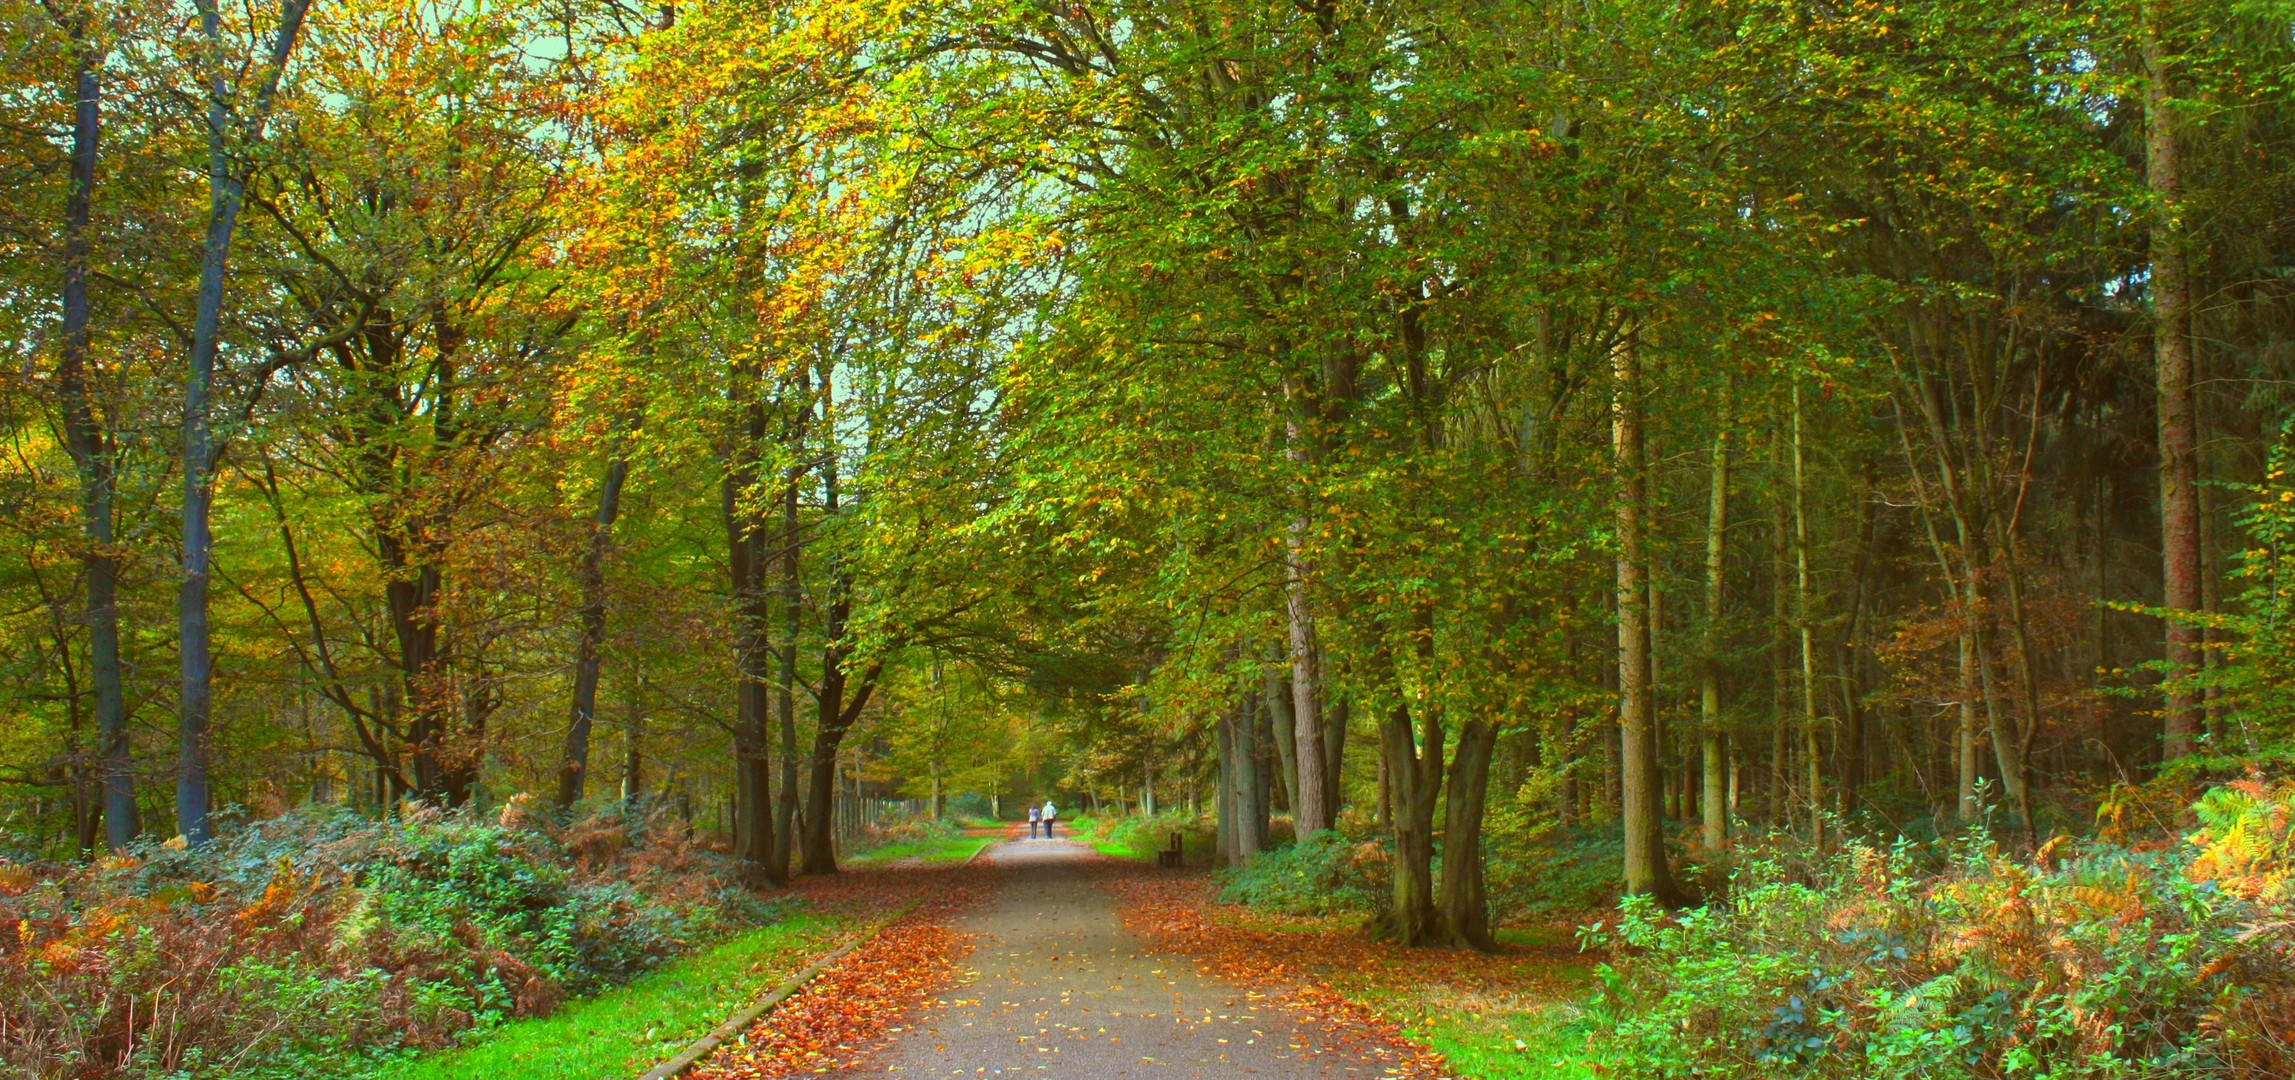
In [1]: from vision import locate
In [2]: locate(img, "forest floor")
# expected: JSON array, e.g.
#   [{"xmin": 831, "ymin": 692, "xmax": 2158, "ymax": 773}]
[
  {"xmin": 1106, "ymin": 872, "xmax": 1601, "ymax": 1079},
  {"xmin": 691, "ymin": 831, "xmax": 1597, "ymax": 1080}
]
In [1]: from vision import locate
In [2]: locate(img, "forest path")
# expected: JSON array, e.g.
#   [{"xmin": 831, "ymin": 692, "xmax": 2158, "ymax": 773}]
[{"xmin": 837, "ymin": 836, "xmax": 1381, "ymax": 1079}]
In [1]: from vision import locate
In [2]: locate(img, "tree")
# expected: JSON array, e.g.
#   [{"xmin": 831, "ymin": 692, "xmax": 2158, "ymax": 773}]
[{"xmin": 176, "ymin": 0, "xmax": 312, "ymax": 844}]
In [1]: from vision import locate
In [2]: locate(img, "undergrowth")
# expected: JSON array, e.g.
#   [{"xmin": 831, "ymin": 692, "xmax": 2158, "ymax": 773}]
[
  {"xmin": 1216, "ymin": 830, "xmax": 1389, "ymax": 915},
  {"xmin": 1583, "ymin": 779, "xmax": 2295, "ymax": 1079},
  {"xmin": 0, "ymin": 797, "xmax": 784, "ymax": 1079}
]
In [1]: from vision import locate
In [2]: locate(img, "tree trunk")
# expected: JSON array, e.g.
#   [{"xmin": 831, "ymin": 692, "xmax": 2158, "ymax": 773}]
[
  {"xmin": 558, "ymin": 452, "xmax": 629, "ymax": 808},
  {"xmin": 178, "ymin": 0, "xmax": 310, "ymax": 844},
  {"xmin": 802, "ymin": 621, "xmax": 849, "ymax": 875},
  {"xmin": 2145, "ymin": 9, "xmax": 2202, "ymax": 761},
  {"xmin": 1249, "ymin": 694, "xmax": 1271, "ymax": 841},
  {"xmin": 1977, "ymin": 632, "xmax": 2037, "ymax": 837},
  {"xmin": 1791, "ymin": 381, "xmax": 1824, "ymax": 848},
  {"xmin": 54, "ymin": 22, "xmax": 136, "ymax": 850},
  {"xmin": 1957, "ymin": 631, "xmax": 1981, "ymax": 820},
  {"xmin": 1216, "ymin": 694, "xmax": 1261, "ymax": 866},
  {"xmin": 1283, "ymin": 511, "xmax": 1329, "ymax": 835},
  {"xmin": 800, "ymin": 402, "xmax": 877, "ymax": 875},
  {"xmin": 622, "ymin": 681, "xmax": 643, "ymax": 804},
  {"xmin": 1214, "ymin": 714, "xmax": 1233, "ymax": 863},
  {"xmin": 771, "ymin": 363, "xmax": 809, "ymax": 884},
  {"xmin": 724, "ymin": 459, "xmax": 776, "ymax": 886},
  {"xmin": 1614, "ymin": 333, "xmax": 1685, "ymax": 905},
  {"xmin": 1763, "ymin": 438, "xmax": 1791, "ymax": 829},
  {"xmin": 1439, "ymin": 717, "xmax": 1499, "ymax": 951},
  {"xmin": 1264, "ymin": 643, "xmax": 1299, "ymax": 814},
  {"xmin": 1322, "ymin": 688, "xmax": 1347, "ymax": 822},
  {"xmin": 1378, "ymin": 694, "xmax": 1442, "ymax": 944},
  {"xmin": 1835, "ymin": 480, "xmax": 1876, "ymax": 816},
  {"xmin": 1699, "ymin": 380, "xmax": 1731, "ymax": 851}
]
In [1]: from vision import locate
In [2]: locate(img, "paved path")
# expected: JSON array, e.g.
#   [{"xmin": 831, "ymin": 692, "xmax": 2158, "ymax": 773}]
[{"xmin": 846, "ymin": 835, "xmax": 1378, "ymax": 1079}]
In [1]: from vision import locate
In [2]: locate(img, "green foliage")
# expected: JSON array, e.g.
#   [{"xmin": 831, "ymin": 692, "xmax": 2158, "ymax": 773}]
[
  {"xmin": 1485, "ymin": 826, "xmax": 1627, "ymax": 919},
  {"xmin": 365, "ymin": 915, "xmax": 841, "ymax": 1080},
  {"xmin": 348, "ymin": 817, "xmax": 693, "ymax": 998},
  {"xmin": 1080, "ymin": 811, "xmax": 1215, "ymax": 862},
  {"xmin": 0, "ymin": 805, "xmax": 780, "ymax": 1079},
  {"xmin": 1216, "ymin": 831, "xmax": 1390, "ymax": 917},
  {"xmin": 2195, "ymin": 428, "xmax": 2295, "ymax": 762},
  {"xmin": 1583, "ymin": 795, "xmax": 2295, "ymax": 1079}
]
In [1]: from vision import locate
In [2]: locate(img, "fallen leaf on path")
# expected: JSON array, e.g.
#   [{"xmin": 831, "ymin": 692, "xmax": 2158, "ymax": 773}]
[{"xmin": 690, "ymin": 866, "xmax": 982, "ymax": 1080}]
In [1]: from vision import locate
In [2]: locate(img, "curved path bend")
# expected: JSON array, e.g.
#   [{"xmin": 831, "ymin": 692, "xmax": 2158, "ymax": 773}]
[{"xmin": 845, "ymin": 834, "xmax": 1379, "ymax": 1079}]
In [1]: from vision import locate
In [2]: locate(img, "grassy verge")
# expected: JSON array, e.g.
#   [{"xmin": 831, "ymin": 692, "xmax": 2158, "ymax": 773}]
[
  {"xmin": 1404, "ymin": 1007, "xmax": 1600, "ymax": 1080},
  {"xmin": 845, "ymin": 834, "xmax": 992, "ymax": 866},
  {"xmin": 1071, "ymin": 813, "xmax": 1214, "ymax": 862},
  {"xmin": 367, "ymin": 913, "xmax": 845, "ymax": 1080}
]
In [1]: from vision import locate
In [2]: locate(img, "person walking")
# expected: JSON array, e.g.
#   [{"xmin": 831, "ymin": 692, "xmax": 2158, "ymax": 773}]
[
  {"xmin": 1027, "ymin": 803, "xmax": 1042, "ymax": 839},
  {"xmin": 1041, "ymin": 800, "xmax": 1059, "ymax": 839}
]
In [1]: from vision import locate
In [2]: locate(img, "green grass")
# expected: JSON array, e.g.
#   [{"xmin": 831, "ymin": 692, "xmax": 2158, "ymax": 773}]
[
  {"xmin": 844, "ymin": 834, "xmax": 992, "ymax": 865},
  {"xmin": 367, "ymin": 913, "xmax": 843, "ymax": 1080},
  {"xmin": 1071, "ymin": 813, "xmax": 1213, "ymax": 862},
  {"xmin": 1405, "ymin": 1005, "xmax": 1602, "ymax": 1079}
]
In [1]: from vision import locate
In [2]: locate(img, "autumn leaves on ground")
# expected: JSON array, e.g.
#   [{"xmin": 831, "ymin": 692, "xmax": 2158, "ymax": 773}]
[{"xmin": 685, "ymin": 836, "xmax": 1581, "ymax": 1080}]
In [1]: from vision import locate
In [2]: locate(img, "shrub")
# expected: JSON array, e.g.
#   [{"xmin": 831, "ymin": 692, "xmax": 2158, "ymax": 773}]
[
  {"xmin": 1583, "ymin": 785, "xmax": 2295, "ymax": 1079},
  {"xmin": 0, "ymin": 800, "xmax": 774, "ymax": 1079},
  {"xmin": 1486, "ymin": 824, "xmax": 1625, "ymax": 918},
  {"xmin": 1217, "ymin": 831, "xmax": 1389, "ymax": 916}
]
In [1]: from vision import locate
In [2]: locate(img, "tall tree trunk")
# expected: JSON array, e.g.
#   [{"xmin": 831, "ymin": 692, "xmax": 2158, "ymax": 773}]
[
  {"xmin": 1322, "ymin": 686, "xmax": 1347, "ymax": 822},
  {"xmin": 558, "ymin": 451, "xmax": 629, "ymax": 808},
  {"xmin": 54, "ymin": 19, "xmax": 136, "ymax": 849},
  {"xmin": 1281, "ymin": 425, "xmax": 1330, "ymax": 834},
  {"xmin": 178, "ymin": 0, "xmax": 310, "ymax": 844},
  {"xmin": 622, "ymin": 679, "xmax": 643, "ymax": 804},
  {"xmin": 724, "ymin": 458, "xmax": 776, "ymax": 886},
  {"xmin": 772, "ymin": 362, "xmax": 810, "ymax": 882},
  {"xmin": 1699, "ymin": 379, "xmax": 1731, "ymax": 851},
  {"xmin": 2145, "ymin": 5, "xmax": 2201, "ymax": 762},
  {"xmin": 1217, "ymin": 690, "xmax": 1261, "ymax": 865},
  {"xmin": 1614, "ymin": 333, "xmax": 1685, "ymax": 904},
  {"xmin": 1439, "ymin": 717, "xmax": 1499, "ymax": 951},
  {"xmin": 1378, "ymin": 691, "xmax": 1442, "ymax": 943},
  {"xmin": 1768, "ymin": 424, "xmax": 1792, "ymax": 826},
  {"xmin": 799, "ymin": 390, "xmax": 878, "ymax": 875},
  {"xmin": 1976, "ymin": 631, "xmax": 2037, "ymax": 836},
  {"xmin": 1248, "ymin": 693, "xmax": 1270, "ymax": 847},
  {"xmin": 801, "ymin": 606, "xmax": 851, "ymax": 874},
  {"xmin": 1215, "ymin": 714, "xmax": 1236, "ymax": 864},
  {"xmin": 1791, "ymin": 382, "xmax": 1824, "ymax": 848},
  {"xmin": 1263, "ymin": 642, "xmax": 1299, "ymax": 814},
  {"xmin": 1835, "ymin": 477, "xmax": 1876, "ymax": 816},
  {"xmin": 1957, "ymin": 631, "xmax": 1981, "ymax": 820}
]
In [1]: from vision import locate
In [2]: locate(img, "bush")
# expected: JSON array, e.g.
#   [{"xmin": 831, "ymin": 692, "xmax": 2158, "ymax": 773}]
[
  {"xmin": 1486, "ymin": 824, "xmax": 1625, "ymax": 918},
  {"xmin": 0, "ymin": 799, "xmax": 776, "ymax": 1079},
  {"xmin": 1582, "ymin": 782, "xmax": 2295, "ymax": 1079},
  {"xmin": 1217, "ymin": 831, "xmax": 1390, "ymax": 916}
]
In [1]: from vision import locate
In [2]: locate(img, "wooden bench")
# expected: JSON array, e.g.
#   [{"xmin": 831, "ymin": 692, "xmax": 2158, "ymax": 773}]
[{"xmin": 1156, "ymin": 831, "xmax": 1184, "ymax": 868}]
